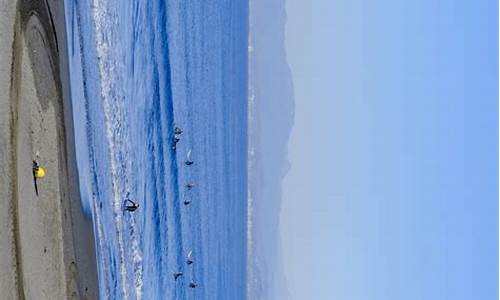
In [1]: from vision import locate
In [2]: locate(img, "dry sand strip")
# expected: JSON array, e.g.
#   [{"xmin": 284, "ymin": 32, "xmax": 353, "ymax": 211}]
[
  {"xmin": 0, "ymin": 1, "xmax": 98, "ymax": 299},
  {"xmin": 0, "ymin": 2, "xmax": 19, "ymax": 298}
]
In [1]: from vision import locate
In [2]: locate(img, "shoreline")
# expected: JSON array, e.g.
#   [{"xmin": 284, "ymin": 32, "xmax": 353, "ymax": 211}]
[{"xmin": 0, "ymin": 0, "xmax": 98, "ymax": 298}]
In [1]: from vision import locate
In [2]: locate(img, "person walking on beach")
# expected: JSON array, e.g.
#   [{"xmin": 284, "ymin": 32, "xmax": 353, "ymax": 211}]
[{"xmin": 32, "ymin": 160, "xmax": 45, "ymax": 196}]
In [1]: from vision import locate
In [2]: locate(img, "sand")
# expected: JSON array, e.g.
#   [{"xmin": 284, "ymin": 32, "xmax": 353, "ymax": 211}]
[{"xmin": 0, "ymin": 0, "xmax": 98, "ymax": 299}]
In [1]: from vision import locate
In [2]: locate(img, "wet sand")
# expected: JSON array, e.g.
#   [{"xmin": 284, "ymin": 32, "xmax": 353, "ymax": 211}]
[{"xmin": 0, "ymin": 0, "xmax": 98, "ymax": 299}]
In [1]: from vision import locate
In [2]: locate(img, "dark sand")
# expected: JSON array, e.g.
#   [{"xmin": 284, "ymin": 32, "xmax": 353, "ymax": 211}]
[{"xmin": 0, "ymin": 0, "xmax": 98, "ymax": 299}]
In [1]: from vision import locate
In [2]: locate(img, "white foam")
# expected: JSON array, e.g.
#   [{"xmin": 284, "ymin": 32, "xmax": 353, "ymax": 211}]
[
  {"xmin": 90, "ymin": 0, "xmax": 130, "ymax": 298},
  {"xmin": 129, "ymin": 216, "xmax": 144, "ymax": 300}
]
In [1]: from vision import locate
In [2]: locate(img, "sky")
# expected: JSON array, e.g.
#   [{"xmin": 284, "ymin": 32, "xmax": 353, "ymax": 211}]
[{"xmin": 281, "ymin": 1, "xmax": 498, "ymax": 299}]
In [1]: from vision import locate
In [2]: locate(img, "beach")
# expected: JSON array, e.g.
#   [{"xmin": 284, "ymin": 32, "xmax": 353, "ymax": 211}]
[{"xmin": 0, "ymin": 0, "xmax": 97, "ymax": 299}]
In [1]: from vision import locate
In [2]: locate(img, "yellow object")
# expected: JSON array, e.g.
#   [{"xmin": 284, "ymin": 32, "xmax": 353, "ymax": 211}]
[{"xmin": 34, "ymin": 167, "xmax": 45, "ymax": 178}]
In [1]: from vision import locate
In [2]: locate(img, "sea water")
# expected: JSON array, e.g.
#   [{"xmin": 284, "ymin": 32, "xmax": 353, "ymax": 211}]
[{"xmin": 64, "ymin": 0, "xmax": 248, "ymax": 298}]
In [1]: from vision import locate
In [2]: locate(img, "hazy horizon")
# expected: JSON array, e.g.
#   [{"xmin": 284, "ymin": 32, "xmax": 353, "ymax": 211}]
[
  {"xmin": 247, "ymin": 0, "xmax": 294, "ymax": 299},
  {"xmin": 282, "ymin": 1, "xmax": 497, "ymax": 299}
]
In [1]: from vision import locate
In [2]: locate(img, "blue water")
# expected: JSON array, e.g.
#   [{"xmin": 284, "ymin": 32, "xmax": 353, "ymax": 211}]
[{"xmin": 63, "ymin": 0, "xmax": 248, "ymax": 298}]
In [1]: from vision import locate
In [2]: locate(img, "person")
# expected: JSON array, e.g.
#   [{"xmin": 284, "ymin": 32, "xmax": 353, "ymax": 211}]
[
  {"xmin": 33, "ymin": 161, "xmax": 45, "ymax": 178},
  {"xmin": 186, "ymin": 183, "xmax": 195, "ymax": 190},
  {"xmin": 189, "ymin": 282, "xmax": 197, "ymax": 288},
  {"xmin": 124, "ymin": 199, "xmax": 139, "ymax": 212},
  {"xmin": 173, "ymin": 272, "xmax": 183, "ymax": 280},
  {"xmin": 183, "ymin": 198, "xmax": 191, "ymax": 206},
  {"xmin": 174, "ymin": 127, "xmax": 183, "ymax": 135},
  {"xmin": 32, "ymin": 160, "xmax": 45, "ymax": 196}
]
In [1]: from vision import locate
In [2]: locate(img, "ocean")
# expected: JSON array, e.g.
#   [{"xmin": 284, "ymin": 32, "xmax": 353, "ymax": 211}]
[{"xmin": 63, "ymin": 0, "xmax": 248, "ymax": 299}]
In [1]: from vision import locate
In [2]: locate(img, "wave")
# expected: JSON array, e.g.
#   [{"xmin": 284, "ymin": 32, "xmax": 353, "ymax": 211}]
[
  {"xmin": 90, "ymin": 0, "xmax": 142, "ymax": 298},
  {"xmin": 247, "ymin": 0, "xmax": 295, "ymax": 298},
  {"xmin": 128, "ymin": 214, "xmax": 144, "ymax": 300}
]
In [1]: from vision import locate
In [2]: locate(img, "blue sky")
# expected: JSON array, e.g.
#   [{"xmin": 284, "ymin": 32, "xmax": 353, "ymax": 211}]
[{"xmin": 281, "ymin": 1, "xmax": 498, "ymax": 299}]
